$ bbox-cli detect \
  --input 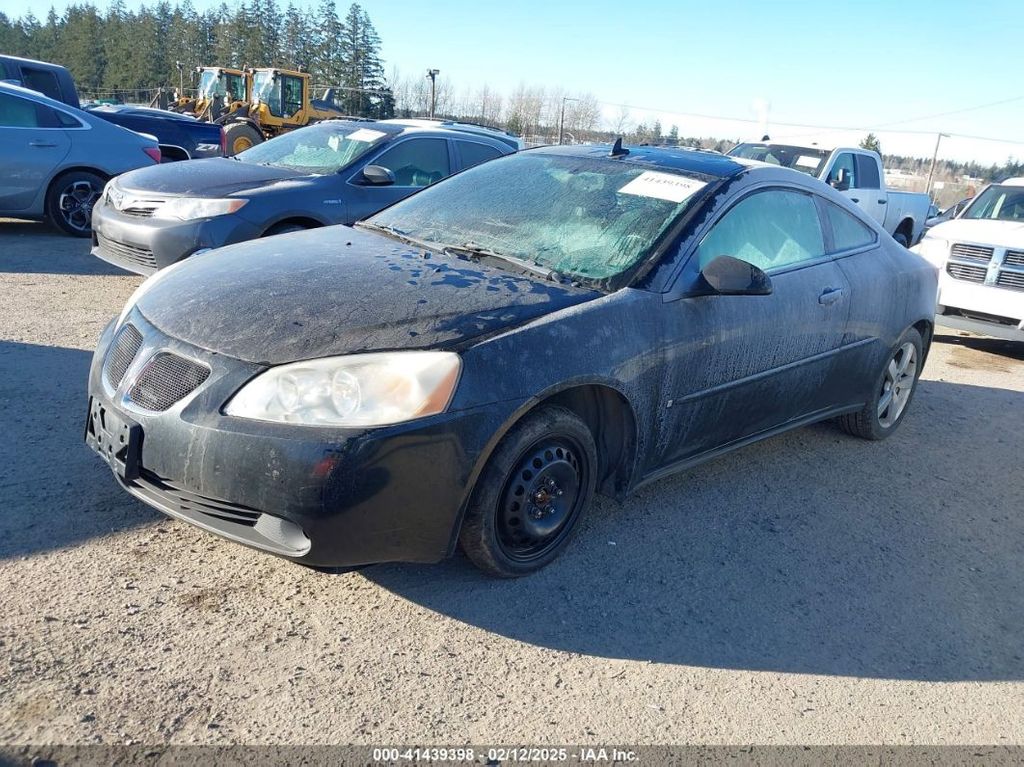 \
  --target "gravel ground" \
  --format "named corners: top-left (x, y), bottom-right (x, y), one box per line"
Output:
top-left (1, 218), bottom-right (1022, 747)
